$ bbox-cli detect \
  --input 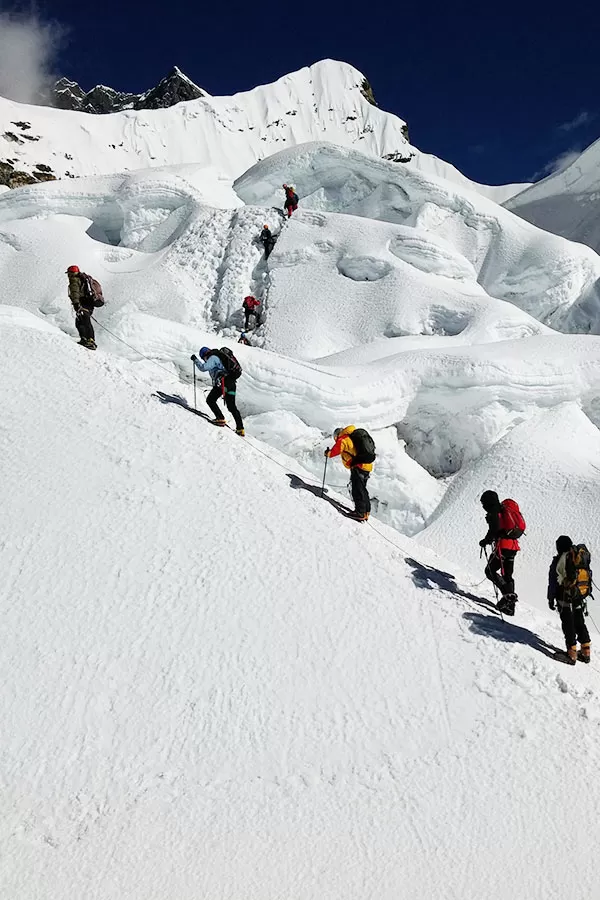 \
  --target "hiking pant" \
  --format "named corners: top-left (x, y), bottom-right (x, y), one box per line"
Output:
top-left (559, 602), bottom-right (590, 649)
top-left (206, 376), bottom-right (243, 431)
top-left (350, 467), bottom-right (371, 517)
top-left (244, 309), bottom-right (261, 330)
top-left (75, 307), bottom-right (95, 342)
top-left (263, 239), bottom-right (275, 258)
top-left (285, 202), bottom-right (298, 218)
top-left (485, 549), bottom-right (517, 596)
